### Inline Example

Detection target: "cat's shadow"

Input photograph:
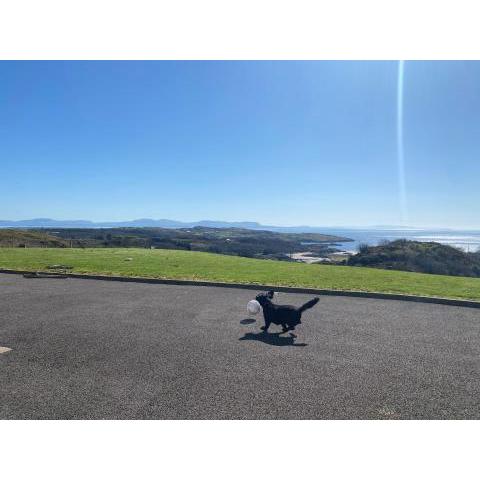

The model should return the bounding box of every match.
[239,330,307,347]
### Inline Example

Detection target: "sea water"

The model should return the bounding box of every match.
[307,228,480,253]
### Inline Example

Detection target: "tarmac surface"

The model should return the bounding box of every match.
[1,272,479,419]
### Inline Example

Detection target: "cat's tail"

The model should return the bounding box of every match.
[298,297,320,313]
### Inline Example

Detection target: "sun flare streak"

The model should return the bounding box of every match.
[397,60,408,225]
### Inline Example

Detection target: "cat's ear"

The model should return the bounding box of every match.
[267,290,274,299]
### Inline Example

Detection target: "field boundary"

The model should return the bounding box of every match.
[1,268,480,309]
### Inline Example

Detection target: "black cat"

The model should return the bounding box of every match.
[255,290,319,333]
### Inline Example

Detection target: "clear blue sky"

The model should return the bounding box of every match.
[1,61,479,228]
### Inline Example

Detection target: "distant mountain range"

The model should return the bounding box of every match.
[0,218,457,233]
[0,217,323,233]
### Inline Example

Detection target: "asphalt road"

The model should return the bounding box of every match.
[1,273,479,419]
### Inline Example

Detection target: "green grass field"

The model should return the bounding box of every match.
[1,247,480,301]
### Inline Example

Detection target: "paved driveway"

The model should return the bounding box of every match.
[0,273,479,419]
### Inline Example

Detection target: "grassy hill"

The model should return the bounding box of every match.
[1,247,480,301]
[0,230,68,248]
[348,239,480,277]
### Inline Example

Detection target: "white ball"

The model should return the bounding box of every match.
[247,299,261,315]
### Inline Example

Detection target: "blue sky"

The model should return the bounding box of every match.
[1,61,479,228]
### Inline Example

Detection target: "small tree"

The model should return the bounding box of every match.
[358,243,370,254]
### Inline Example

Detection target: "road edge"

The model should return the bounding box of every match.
[1,267,480,309]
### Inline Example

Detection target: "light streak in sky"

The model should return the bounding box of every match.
[397,60,408,225]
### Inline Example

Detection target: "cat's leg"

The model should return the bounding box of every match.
[261,319,271,332]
